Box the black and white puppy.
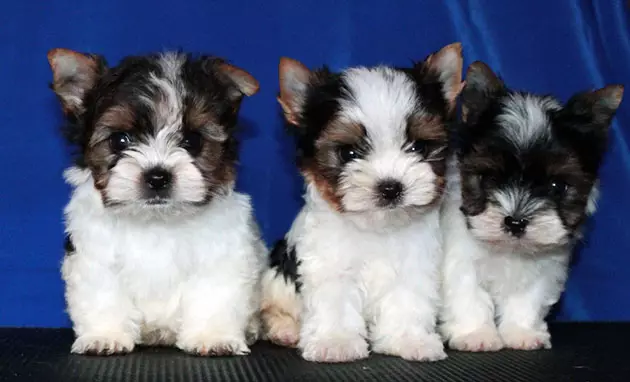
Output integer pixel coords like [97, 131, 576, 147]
[260, 43, 464, 362]
[48, 49, 266, 356]
[440, 61, 623, 351]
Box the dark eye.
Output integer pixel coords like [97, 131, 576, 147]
[182, 131, 203, 156]
[338, 145, 361, 163]
[109, 132, 131, 152]
[407, 140, 427, 155]
[549, 180, 568, 198]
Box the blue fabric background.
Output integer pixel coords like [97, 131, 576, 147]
[0, 0, 628, 327]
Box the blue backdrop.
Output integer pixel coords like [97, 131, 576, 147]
[0, 0, 628, 327]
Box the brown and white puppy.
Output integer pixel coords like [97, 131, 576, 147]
[49, 49, 266, 356]
[260, 43, 464, 362]
[440, 61, 623, 352]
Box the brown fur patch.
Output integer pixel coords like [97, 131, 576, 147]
[301, 119, 369, 212]
[407, 113, 449, 197]
[321, 121, 365, 145]
[97, 105, 136, 131]
[302, 167, 343, 211]
[84, 140, 115, 203]
[185, 99, 218, 129]
[407, 114, 448, 142]
[183, 99, 236, 198]
[196, 138, 236, 194]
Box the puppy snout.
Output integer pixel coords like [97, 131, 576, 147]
[144, 168, 172, 191]
[504, 216, 529, 237]
[376, 179, 404, 203]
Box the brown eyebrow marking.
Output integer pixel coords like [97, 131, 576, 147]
[96, 105, 136, 131]
[320, 120, 366, 145]
[185, 99, 218, 129]
[184, 99, 227, 142]
[407, 114, 447, 142]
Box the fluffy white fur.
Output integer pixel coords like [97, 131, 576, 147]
[439, 158, 577, 352]
[271, 187, 445, 363]
[438, 84, 605, 351]
[261, 46, 464, 362]
[62, 167, 266, 355]
[49, 49, 266, 356]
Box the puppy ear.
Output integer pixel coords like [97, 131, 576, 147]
[554, 85, 623, 159]
[48, 48, 106, 115]
[563, 85, 624, 128]
[461, 61, 505, 123]
[278, 57, 312, 126]
[421, 42, 464, 111]
[217, 62, 260, 98]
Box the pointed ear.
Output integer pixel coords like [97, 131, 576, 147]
[422, 42, 464, 111]
[48, 48, 106, 115]
[563, 85, 624, 128]
[278, 57, 312, 125]
[461, 61, 505, 123]
[217, 62, 260, 98]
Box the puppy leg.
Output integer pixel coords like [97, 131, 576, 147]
[497, 274, 560, 350]
[62, 254, 139, 355]
[299, 278, 368, 363]
[440, 241, 503, 352]
[366, 255, 446, 362]
[260, 270, 301, 348]
[177, 254, 258, 357]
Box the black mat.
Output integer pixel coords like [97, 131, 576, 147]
[0, 324, 627, 382]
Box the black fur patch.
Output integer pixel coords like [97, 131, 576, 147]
[50, 50, 250, 206]
[64, 234, 75, 255]
[456, 83, 613, 232]
[269, 239, 302, 292]
[294, 67, 349, 167]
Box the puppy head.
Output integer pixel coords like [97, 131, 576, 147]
[457, 61, 623, 251]
[48, 49, 258, 215]
[278, 43, 463, 214]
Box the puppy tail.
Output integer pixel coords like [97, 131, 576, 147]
[260, 240, 302, 348]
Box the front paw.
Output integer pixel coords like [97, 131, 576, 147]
[71, 334, 135, 355]
[177, 335, 250, 356]
[499, 325, 551, 350]
[246, 316, 261, 346]
[300, 334, 369, 363]
[263, 312, 300, 348]
[448, 325, 504, 352]
[373, 332, 447, 362]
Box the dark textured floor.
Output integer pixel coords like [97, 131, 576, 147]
[0, 324, 628, 382]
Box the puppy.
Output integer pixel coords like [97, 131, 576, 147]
[48, 49, 266, 356]
[440, 61, 623, 351]
[260, 43, 464, 362]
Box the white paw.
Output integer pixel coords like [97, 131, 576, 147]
[177, 336, 250, 356]
[246, 316, 261, 346]
[268, 326, 300, 348]
[71, 334, 135, 355]
[264, 314, 300, 348]
[300, 335, 369, 363]
[373, 333, 447, 362]
[448, 326, 504, 352]
[500, 326, 551, 350]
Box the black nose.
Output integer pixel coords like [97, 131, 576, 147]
[144, 168, 172, 190]
[377, 180, 404, 201]
[504, 216, 529, 237]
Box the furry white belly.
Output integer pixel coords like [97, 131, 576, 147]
[103, 222, 206, 334]
[474, 250, 566, 301]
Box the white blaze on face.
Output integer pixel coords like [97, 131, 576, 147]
[105, 54, 207, 207]
[467, 186, 570, 248]
[335, 67, 439, 212]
